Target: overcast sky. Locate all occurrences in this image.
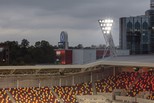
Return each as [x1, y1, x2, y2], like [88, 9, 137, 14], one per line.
[0, 0, 150, 46]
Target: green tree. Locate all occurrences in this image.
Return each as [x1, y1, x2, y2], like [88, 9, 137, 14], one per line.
[20, 39, 29, 48]
[33, 40, 55, 64]
[0, 39, 56, 65]
[35, 41, 41, 48]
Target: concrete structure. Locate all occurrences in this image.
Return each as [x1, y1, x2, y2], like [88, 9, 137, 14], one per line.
[0, 54, 153, 88]
[119, 0, 154, 54]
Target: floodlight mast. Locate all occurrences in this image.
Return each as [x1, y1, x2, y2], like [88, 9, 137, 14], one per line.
[98, 19, 117, 58]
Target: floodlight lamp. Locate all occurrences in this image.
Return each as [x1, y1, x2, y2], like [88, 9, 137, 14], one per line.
[99, 20, 102, 23]
[107, 19, 113, 23]
[105, 27, 108, 30]
[105, 20, 108, 23]
[107, 27, 111, 30]
[104, 31, 106, 34]
[107, 23, 110, 26]
[106, 31, 110, 34]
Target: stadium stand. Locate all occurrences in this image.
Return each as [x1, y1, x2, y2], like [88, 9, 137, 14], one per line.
[53, 82, 93, 103]
[95, 72, 139, 93]
[0, 71, 152, 103]
[0, 89, 12, 103]
[9, 87, 60, 103]
[95, 71, 154, 100]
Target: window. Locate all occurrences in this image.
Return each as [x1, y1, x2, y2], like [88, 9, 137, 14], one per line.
[135, 21, 140, 30]
[143, 22, 148, 30]
[127, 21, 132, 30]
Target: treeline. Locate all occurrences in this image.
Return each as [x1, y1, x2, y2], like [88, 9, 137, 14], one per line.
[0, 39, 56, 65]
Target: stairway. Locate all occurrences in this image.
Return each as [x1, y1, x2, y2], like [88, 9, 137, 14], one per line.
[50, 87, 64, 103]
[6, 90, 16, 103]
[92, 82, 97, 95]
[128, 73, 141, 90]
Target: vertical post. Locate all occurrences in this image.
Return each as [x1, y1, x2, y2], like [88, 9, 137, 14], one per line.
[65, 78, 67, 86]
[91, 72, 93, 82]
[17, 80, 19, 88]
[38, 80, 41, 88]
[59, 78, 61, 86]
[113, 66, 116, 76]
[72, 76, 75, 86]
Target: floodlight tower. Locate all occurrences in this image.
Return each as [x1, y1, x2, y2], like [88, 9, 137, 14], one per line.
[98, 19, 116, 58]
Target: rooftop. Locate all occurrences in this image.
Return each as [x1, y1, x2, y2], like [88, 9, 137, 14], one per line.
[0, 54, 153, 77]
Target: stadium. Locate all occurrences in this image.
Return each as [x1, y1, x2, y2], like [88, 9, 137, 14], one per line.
[0, 0, 154, 103]
[0, 55, 153, 103]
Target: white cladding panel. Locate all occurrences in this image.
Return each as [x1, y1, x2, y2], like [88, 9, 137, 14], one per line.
[73, 49, 96, 64]
[72, 49, 83, 64]
[116, 49, 130, 56]
[83, 49, 96, 64]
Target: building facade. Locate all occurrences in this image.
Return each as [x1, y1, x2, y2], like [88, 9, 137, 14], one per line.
[120, 0, 154, 54]
[55, 49, 129, 65]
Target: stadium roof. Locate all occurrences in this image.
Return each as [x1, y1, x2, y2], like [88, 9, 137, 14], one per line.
[0, 55, 154, 77]
[87, 54, 154, 68]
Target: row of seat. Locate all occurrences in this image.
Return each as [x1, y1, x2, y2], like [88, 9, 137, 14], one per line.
[0, 89, 12, 103]
[95, 71, 154, 100]
[9, 87, 60, 103]
[53, 82, 93, 103]
[0, 71, 153, 103]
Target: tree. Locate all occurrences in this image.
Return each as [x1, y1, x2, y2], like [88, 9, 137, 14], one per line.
[76, 44, 83, 49]
[40, 40, 50, 47]
[33, 40, 55, 64]
[20, 39, 29, 48]
[0, 39, 56, 65]
[35, 41, 41, 48]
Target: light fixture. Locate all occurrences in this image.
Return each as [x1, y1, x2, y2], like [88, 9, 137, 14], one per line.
[98, 18, 113, 34]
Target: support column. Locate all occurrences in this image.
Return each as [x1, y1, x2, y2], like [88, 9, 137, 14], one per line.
[59, 78, 61, 86]
[17, 80, 19, 88]
[72, 76, 75, 86]
[91, 72, 93, 82]
[113, 66, 116, 76]
[39, 80, 41, 88]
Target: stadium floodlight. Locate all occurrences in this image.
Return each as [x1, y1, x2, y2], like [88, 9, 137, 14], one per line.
[98, 18, 116, 58]
[98, 19, 113, 34]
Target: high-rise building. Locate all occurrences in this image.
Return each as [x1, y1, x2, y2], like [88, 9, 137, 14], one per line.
[120, 0, 154, 54]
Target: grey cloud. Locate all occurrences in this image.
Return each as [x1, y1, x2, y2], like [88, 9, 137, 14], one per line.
[0, 0, 150, 46]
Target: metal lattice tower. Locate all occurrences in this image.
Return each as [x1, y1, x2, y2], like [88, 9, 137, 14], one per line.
[98, 19, 117, 58]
